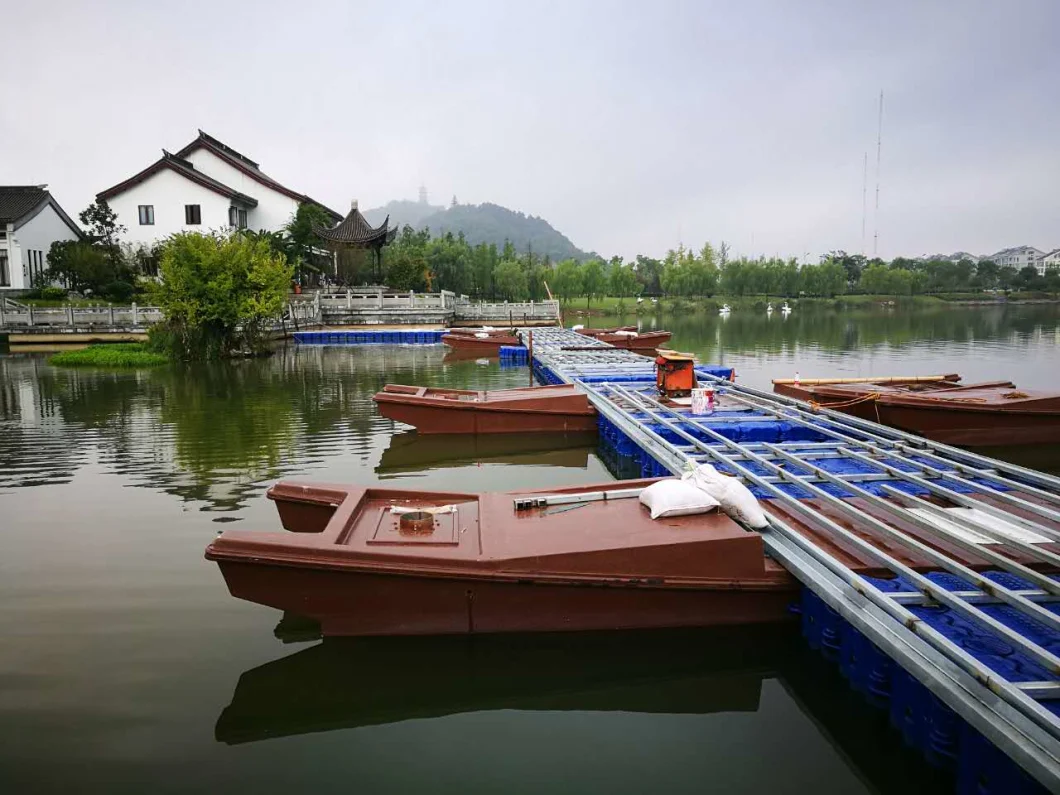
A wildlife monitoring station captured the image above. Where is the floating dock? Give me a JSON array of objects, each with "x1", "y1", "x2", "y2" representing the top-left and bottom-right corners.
[{"x1": 525, "y1": 327, "x2": 1060, "y2": 793}]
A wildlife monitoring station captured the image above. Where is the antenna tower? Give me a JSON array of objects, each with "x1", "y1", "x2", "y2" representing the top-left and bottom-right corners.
[
  {"x1": 861, "y1": 152, "x2": 868, "y2": 256},
  {"x1": 873, "y1": 91, "x2": 883, "y2": 258}
]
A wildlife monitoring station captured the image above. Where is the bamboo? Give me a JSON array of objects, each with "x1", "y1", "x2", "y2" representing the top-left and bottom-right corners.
[{"x1": 772, "y1": 374, "x2": 960, "y2": 386}]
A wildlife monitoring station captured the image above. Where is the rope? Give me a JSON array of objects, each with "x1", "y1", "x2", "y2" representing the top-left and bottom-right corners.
[{"x1": 808, "y1": 391, "x2": 882, "y2": 412}]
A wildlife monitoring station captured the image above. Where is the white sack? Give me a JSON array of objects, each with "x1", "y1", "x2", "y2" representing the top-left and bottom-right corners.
[
  {"x1": 682, "y1": 463, "x2": 769, "y2": 529},
  {"x1": 639, "y1": 479, "x2": 720, "y2": 520}
]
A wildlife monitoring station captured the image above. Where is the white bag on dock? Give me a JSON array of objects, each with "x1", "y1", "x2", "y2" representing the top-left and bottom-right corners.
[
  {"x1": 682, "y1": 463, "x2": 769, "y2": 529},
  {"x1": 639, "y1": 479, "x2": 720, "y2": 520}
]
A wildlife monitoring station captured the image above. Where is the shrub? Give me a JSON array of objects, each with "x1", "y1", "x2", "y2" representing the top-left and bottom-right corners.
[
  {"x1": 152, "y1": 232, "x2": 292, "y2": 360},
  {"x1": 102, "y1": 280, "x2": 135, "y2": 302},
  {"x1": 40, "y1": 286, "x2": 67, "y2": 300}
]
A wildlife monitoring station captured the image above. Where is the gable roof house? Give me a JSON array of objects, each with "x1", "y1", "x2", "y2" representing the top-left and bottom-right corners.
[
  {"x1": 96, "y1": 130, "x2": 341, "y2": 247},
  {"x1": 0, "y1": 186, "x2": 82, "y2": 291}
]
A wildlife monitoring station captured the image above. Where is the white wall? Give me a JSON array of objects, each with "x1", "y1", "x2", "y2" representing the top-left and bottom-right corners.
[
  {"x1": 183, "y1": 148, "x2": 301, "y2": 232},
  {"x1": 1, "y1": 204, "x2": 80, "y2": 289},
  {"x1": 107, "y1": 168, "x2": 234, "y2": 246}
]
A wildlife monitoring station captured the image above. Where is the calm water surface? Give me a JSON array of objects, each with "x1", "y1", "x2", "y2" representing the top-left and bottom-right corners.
[{"x1": 1, "y1": 304, "x2": 1058, "y2": 793}]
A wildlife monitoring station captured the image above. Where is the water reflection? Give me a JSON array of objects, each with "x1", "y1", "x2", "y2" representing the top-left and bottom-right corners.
[
  {"x1": 216, "y1": 626, "x2": 946, "y2": 793},
  {"x1": 377, "y1": 429, "x2": 596, "y2": 474}
]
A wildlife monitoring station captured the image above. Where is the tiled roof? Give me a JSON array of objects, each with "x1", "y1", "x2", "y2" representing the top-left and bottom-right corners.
[
  {"x1": 317, "y1": 207, "x2": 392, "y2": 245},
  {"x1": 0, "y1": 186, "x2": 49, "y2": 223},
  {"x1": 175, "y1": 130, "x2": 342, "y2": 221},
  {"x1": 0, "y1": 185, "x2": 82, "y2": 235},
  {"x1": 97, "y1": 151, "x2": 258, "y2": 207}
]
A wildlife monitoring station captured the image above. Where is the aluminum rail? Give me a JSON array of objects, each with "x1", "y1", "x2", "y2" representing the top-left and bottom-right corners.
[
  {"x1": 599, "y1": 382, "x2": 1060, "y2": 747},
  {"x1": 609, "y1": 383, "x2": 1060, "y2": 653},
  {"x1": 697, "y1": 373, "x2": 1060, "y2": 492},
  {"x1": 704, "y1": 382, "x2": 1060, "y2": 509}
]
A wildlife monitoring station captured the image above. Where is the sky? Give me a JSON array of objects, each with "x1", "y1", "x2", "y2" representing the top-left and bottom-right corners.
[{"x1": 2, "y1": 0, "x2": 1057, "y2": 261}]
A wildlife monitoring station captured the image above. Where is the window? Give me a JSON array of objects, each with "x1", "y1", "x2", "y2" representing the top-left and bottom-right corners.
[
  {"x1": 238, "y1": 208, "x2": 248, "y2": 229},
  {"x1": 138, "y1": 205, "x2": 155, "y2": 225},
  {"x1": 1, "y1": 250, "x2": 9, "y2": 286},
  {"x1": 185, "y1": 204, "x2": 201, "y2": 225},
  {"x1": 229, "y1": 207, "x2": 238, "y2": 228}
]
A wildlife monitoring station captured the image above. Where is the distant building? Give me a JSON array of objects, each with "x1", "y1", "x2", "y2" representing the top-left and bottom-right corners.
[
  {"x1": 0, "y1": 186, "x2": 82, "y2": 291},
  {"x1": 1040, "y1": 249, "x2": 1060, "y2": 274},
  {"x1": 96, "y1": 130, "x2": 341, "y2": 247},
  {"x1": 989, "y1": 246, "x2": 1045, "y2": 273}
]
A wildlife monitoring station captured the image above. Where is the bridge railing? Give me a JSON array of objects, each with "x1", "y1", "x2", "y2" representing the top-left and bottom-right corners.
[
  {"x1": 454, "y1": 299, "x2": 560, "y2": 321},
  {"x1": 0, "y1": 303, "x2": 164, "y2": 328}
]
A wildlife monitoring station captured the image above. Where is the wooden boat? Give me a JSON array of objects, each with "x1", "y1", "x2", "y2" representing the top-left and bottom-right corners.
[
  {"x1": 577, "y1": 327, "x2": 672, "y2": 351},
  {"x1": 206, "y1": 479, "x2": 798, "y2": 636},
  {"x1": 205, "y1": 476, "x2": 1060, "y2": 638},
  {"x1": 772, "y1": 375, "x2": 1060, "y2": 446},
  {"x1": 441, "y1": 329, "x2": 521, "y2": 351},
  {"x1": 373, "y1": 383, "x2": 597, "y2": 434}
]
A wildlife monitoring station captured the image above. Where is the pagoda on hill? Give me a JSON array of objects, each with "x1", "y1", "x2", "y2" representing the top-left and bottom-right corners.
[{"x1": 316, "y1": 200, "x2": 395, "y2": 284}]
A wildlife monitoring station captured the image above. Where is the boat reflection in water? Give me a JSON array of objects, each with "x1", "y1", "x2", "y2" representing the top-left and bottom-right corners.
[
  {"x1": 376, "y1": 429, "x2": 596, "y2": 474},
  {"x1": 215, "y1": 625, "x2": 788, "y2": 744},
  {"x1": 216, "y1": 624, "x2": 948, "y2": 793}
]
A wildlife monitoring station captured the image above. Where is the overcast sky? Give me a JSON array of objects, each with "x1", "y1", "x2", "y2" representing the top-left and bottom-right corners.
[{"x1": 2, "y1": 0, "x2": 1056, "y2": 261}]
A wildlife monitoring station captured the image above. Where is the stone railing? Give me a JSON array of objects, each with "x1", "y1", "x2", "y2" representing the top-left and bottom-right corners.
[
  {"x1": 0, "y1": 302, "x2": 164, "y2": 329},
  {"x1": 454, "y1": 299, "x2": 560, "y2": 322}
]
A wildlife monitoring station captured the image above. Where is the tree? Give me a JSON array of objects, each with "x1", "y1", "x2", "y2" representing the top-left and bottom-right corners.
[
  {"x1": 493, "y1": 259, "x2": 528, "y2": 300},
  {"x1": 47, "y1": 239, "x2": 135, "y2": 298},
  {"x1": 609, "y1": 263, "x2": 640, "y2": 297},
  {"x1": 552, "y1": 259, "x2": 583, "y2": 303},
  {"x1": 283, "y1": 203, "x2": 333, "y2": 282},
  {"x1": 151, "y1": 231, "x2": 293, "y2": 359},
  {"x1": 79, "y1": 200, "x2": 125, "y2": 249},
  {"x1": 579, "y1": 259, "x2": 606, "y2": 308},
  {"x1": 633, "y1": 255, "x2": 663, "y2": 294},
  {"x1": 975, "y1": 259, "x2": 1000, "y2": 290}
]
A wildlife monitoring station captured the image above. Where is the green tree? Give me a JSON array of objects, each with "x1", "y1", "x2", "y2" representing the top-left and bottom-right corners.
[
  {"x1": 79, "y1": 200, "x2": 125, "y2": 249},
  {"x1": 552, "y1": 259, "x2": 583, "y2": 303},
  {"x1": 493, "y1": 259, "x2": 528, "y2": 300},
  {"x1": 283, "y1": 203, "x2": 334, "y2": 283},
  {"x1": 579, "y1": 259, "x2": 606, "y2": 308},
  {"x1": 151, "y1": 231, "x2": 293, "y2": 359},
  {"x1": 609, "y1": 263, "x2": 640, "y2": 297},
  {"x1": 47, "y1": 239, "x2": 135, "y2": 298}
]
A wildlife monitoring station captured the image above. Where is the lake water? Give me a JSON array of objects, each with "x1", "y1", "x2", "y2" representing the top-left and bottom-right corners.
[{"x1": 1, "y1": 303, "x2": 1057, "y2": 793}]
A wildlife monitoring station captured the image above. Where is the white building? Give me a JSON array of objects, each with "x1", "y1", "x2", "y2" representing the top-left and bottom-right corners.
[
  {"x1": 96, "y1": 130, "x2": 341, "y2": 247},
  {"x1": 0, "y1": 186, "x2": 83, "y2": 292},
  {"x1": 989, "y1": 246, "x2": 1045, "y2": 273},
  {"x1": 1040, "y1": 249, "x2": 1060, "y2": 274}
]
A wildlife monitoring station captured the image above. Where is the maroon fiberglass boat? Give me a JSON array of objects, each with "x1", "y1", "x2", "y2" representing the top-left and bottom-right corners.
[
  {"x1": 773, "y1": 375, "x2": 1060, "y2": 447},
  {"x1": 441, "y1": 328, "x2": 521, "y2": 352},
  {"x1": 577, "y1": 327, "x2": 673, "y2": 351},
  {"x1": 373, "y1": 383, "x2": 597, "y2": 434},
  {"x1": 206, "y1": 479, "x2": 797, "y2": 636}
]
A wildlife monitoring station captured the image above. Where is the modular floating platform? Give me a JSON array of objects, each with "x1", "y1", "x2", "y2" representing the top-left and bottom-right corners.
[{"x1": 524, "y1": 326, "x2": 1060, "y2": 794}]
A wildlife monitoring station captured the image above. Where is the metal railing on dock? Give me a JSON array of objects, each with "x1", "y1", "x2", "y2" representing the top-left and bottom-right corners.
[{"x1": 526, "y1": 326, "x2": 1060, "y2": 790}]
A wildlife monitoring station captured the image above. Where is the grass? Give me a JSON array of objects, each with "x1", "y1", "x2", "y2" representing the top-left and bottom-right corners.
[{"x1": 49, "y1": 343, "x2": 169, "y2": 368}]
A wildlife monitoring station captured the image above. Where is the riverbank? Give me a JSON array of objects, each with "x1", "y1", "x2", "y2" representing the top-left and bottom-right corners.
[{"x1": 561, "y1": 293, "x2": 1060, "y2": 316}]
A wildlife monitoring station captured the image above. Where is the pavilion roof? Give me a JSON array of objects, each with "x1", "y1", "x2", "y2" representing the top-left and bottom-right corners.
[{"x1": 317, "y1": 206, "x2": 393, "y2": 246}]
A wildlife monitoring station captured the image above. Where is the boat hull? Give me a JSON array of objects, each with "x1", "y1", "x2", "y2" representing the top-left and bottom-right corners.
[
  {"x1": 373, "y1": 384, "x2": 597, "y2": 434},
  {"x1": 441, "y1": 333, "x2": 520, "y2": 351},
  {"x1": 214, "y1": 560, "x2": 796, "y2": 636},
  {"x1": 773, "y1": 382, "x2": 1060, "y2": 446}
]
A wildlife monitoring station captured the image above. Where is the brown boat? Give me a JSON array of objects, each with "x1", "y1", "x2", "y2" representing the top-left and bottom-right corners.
[
  {"x1": 773, "y1": 375, "x2": 1060, "y2": 446},
  {"x1": 206, "y1": 478, "x2": 797, "y2": 636},
  {"x1": 441, "y1": 329, "x2": 521, "y2": 351},
  {"x1": 577, "y1": 326, "x2": 673, "y2": 351},
  {"x1": 205, "y1": 476, "x2": 1060, "y2": 637},
  {"x1": 373, "y1": 383, "x2": 597, "y2": 434}
]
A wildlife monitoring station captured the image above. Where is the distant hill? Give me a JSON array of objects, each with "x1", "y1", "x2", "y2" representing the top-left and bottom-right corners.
[
  {"x1": 363, "y1": 199, "x2": 445, "y2": 229},
  {"x1": 364, "y1": 200, "x2": 592, "y2": 262}
]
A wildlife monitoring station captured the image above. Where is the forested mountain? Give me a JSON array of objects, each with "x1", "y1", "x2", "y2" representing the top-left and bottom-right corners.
[{"x1": 363, "y1": 200, "x2": 592, "y2": 262}]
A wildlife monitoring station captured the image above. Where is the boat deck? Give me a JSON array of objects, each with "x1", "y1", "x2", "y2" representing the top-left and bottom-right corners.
[{"x1": 524, "y1": 326, "x2": 1060, "y2": 790}]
